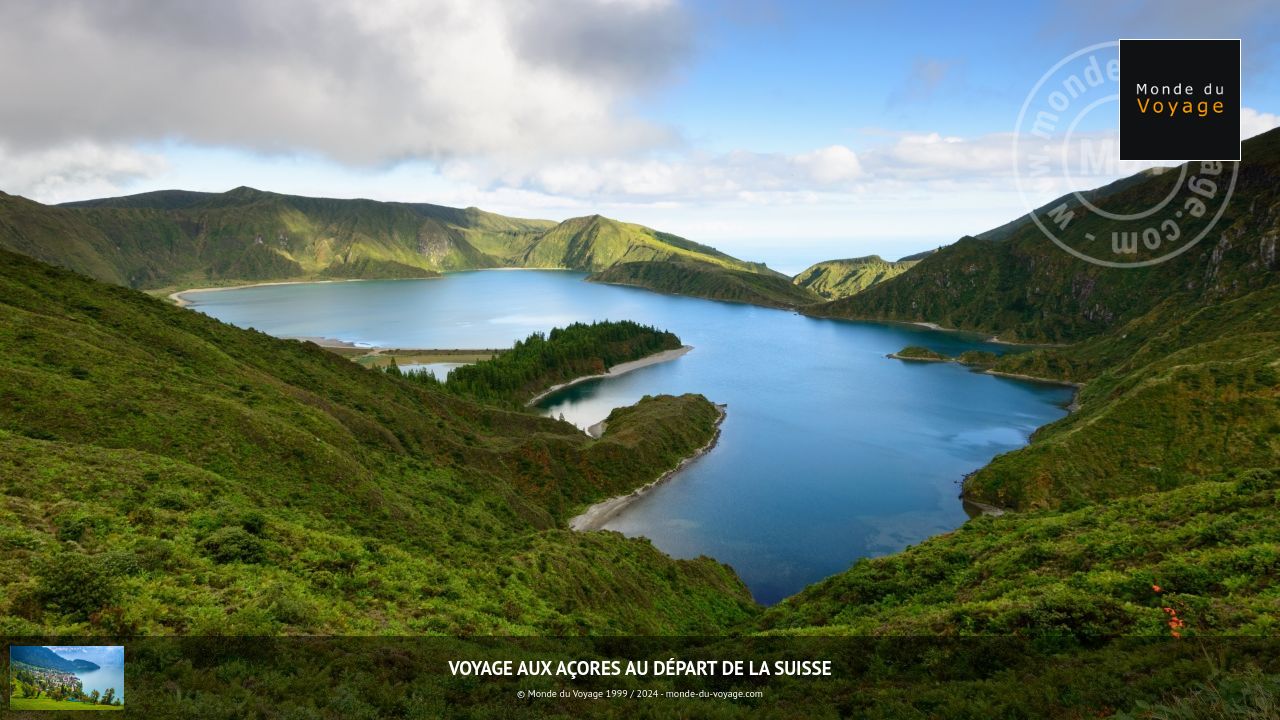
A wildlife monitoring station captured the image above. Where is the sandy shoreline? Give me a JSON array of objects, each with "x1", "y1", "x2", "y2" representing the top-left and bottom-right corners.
[
  {"x1": 168, "y1": 278, "x2": 370, "y2": 308},
  {"x1": 167, "y1": 275, "x2": 447, "y2": 308},
  {"x1": 569, "y1": 404, "x2": 726, "y2": 532},
  {"x1": 526, "y1": 345, "x2": 693, "y2": 406}
]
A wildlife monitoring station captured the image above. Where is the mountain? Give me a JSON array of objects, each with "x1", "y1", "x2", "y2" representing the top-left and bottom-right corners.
[
  {"x1": 589, "y1": 260, "x2": 820, "y2": 308},
  {"x1": 791, "y1": 255, "x2": 917, "y2": 300},
  {"x1": 792, "y1": 128, "x2": 1280, "y2": 510},
  {"x1": 963, "y1": 281, "x2": 1279, "y2": 510},
  {"x1": 515, "y1": 214, "x2": 764, "y2": 273},
  {"x1": 765, "y1": 131, "x2": 1280, "y2": 603},
  {"x1": 751, "y1": 134, "x2": 1280, "y2": 714},
  {"x1": 805, "y1": 128, "x2": 1280, "y2": 344},
  {"x1": 0, "y1": 247, "x2": 754, "y2": 634},
  {"x1": 897, "y1": 247, "x2": 940, "y2": 262},
  {"x1": 0, "y1": 187, "x2": 769, "y2": 292},
  {"x1": 10, "y1": 646, "x2": 99, "y2": 672}
]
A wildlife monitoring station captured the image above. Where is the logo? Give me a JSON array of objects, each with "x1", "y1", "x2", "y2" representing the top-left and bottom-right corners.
[
  {"x1": 1013, "y1": 41, "x2": 1238, "y2": 268},
  {"x1": 1120, "y1": 39, "x2": 1241, "y2": 161}
]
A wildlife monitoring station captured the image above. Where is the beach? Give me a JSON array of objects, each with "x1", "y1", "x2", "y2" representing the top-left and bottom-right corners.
[
  {"x1": 526, "y1": 345, "x2": 694, "y2": 406},
  {"x1": 167, "y1": 279, "x2": 368, "y2": 308},
  {"x1": 166, "y1": 275, "x2": 446, "y2": 308},
  {"x1": 569, "y1": 404, "x2": 726, "y2": 532}
]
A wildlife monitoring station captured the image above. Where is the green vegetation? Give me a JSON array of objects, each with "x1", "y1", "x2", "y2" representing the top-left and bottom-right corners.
[
  {"x1": 806, "y1": 130, "x2": 1280, "y2": 344},
  {"x1": 0, "y1": 247, "x2": 754, "y2": 635},
  {"x1": 590, "y1": 260, "x2": 819, "y2": 308},
  {"x1": 413, "y1": 320, "x2": 681, "y2": 406},
  {"x1": 0, "y1": 187, "x2": 776, "y2": 294},
  {"x1": 792, "y1": 255, "x2": 917, "y2": 300},
  {"x1": 966, "y1": 284, "x2": 1279, "y2": 510},
  {"x1": 762, "y1": 467, "x2": 1280, "y2": 636},
  {"x1": 0, "y1": 126, "x2": 1276, "y2": 718},
  {"x1": 10, "y1": 662, "x2": 122, "y2": 710},
  {"x1": 516, "y1": 214, "x2": 765, "y2": 273},
  {"x1": 11, "y1": 696, "x2": 122, "y2": 711},
  {"x1": 955, "y1": 349, "x2": 999, "y2": 368},
  {"x1": 736, "y1": 130, "x2": 1280, "y2": 713},
  {"x1": 348, "y1": 348, "x2": 499, "y2": 369},
  {"x1": 889, "y1": 345, "x2": 950, "y2": 362}
]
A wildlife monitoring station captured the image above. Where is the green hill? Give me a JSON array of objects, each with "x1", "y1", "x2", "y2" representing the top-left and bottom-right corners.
[
  {"x1": 792, "y1": 255, "x2": 917, "y2": 300},
  {"x1": 0, "y1": 247, "x2": 755, "y2": 635},
  {"x1": 796, "y1": 129, "x2": 1280, "y2": 511},
  {"x1": 516, "y1": 214, "x2": 763, "y2": 273},
  {"x1": 741, "y1": 136, "x2": 1280, "y2": 715},
  {"x1": 0, "y1": 188, "x2": 775, "y2": 293},
  {"x1": 965, "y1": 283, "x2": 1279, "y2": 510},
  {"x1": 1, "y1": 132, "x2": 1277, "y2": 719},
  {"x1": 589, "y1": 260, "x2": 819, "y2": 308},
  {"x1": 761, "y1": 466, "x2": 1280, "y2": 636},
  {"x1": 763, "y1": 132, "x2": 1280, "y2": 624},
  {"x1": 805, "y1": 129, "x2": 1280, "y2": 344}
]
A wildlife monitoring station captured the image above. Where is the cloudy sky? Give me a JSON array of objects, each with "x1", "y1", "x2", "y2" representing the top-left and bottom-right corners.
[{"x1": 1, "y1": 0, "x2": 1278, "y2": 272}]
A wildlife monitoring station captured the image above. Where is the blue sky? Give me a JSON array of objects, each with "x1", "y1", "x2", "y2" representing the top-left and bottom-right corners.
[
  {"x1": 1, "y1": 0, "x2": 1277, "y2": 273},
  {"x1": 47, "y1": 645, "x2": 125, "y2": 667}
]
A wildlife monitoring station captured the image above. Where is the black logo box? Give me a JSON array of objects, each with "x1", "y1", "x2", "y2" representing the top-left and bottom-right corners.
[{"x1": 1120, "y1": 39, "x2": 1241, "y2": 161}]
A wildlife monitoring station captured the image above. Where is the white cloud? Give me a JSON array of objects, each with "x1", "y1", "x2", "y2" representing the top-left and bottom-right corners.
[
  {"x1": 1242, "y1": 108, "x2": 1280, "y2": 139},
  {"x1": 792, "y1": 146, "x2": 863, "y2": 183},
  {"x1": 443, "y1": 144, "x2": 866, "y2": 202},
  {"x1": 0, "y1": 0, "x2": 689, "y2": 166},
  {"x1": 0, "y1": 142, "x2": 168, "y2": 204}
]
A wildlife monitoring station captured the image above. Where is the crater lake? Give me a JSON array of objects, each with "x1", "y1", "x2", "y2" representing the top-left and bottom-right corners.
[{"x1": 181, "y1": 271, "x2": 1073, "y2": 604}]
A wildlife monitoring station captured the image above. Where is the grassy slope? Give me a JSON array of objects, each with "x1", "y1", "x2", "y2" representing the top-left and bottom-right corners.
[
  {"x1": 11, "y1": 697, "x2": 122, "y2": 711},
  {"x1": 792, "y1": 255, "x2": 917, "y2": 300},
  {"x1": 967, "y1": 286, "x2": 1280, "y2": 510},
  {"x1": 787, "y1": 129, "x2": 1280, "y2": 511},
  {"x1": 762, "y1": 134, "x2": 1280, "y2": 678},
  {"x1": 805, "y1": 129, "x2": 1280, "y2": 344},
  {"x1": 761, "y1": 468, "x2": 1280, "y2": 636},
  {"x1": 0, "y1": 247, "x2": 754, "y2": 635},
  {"x1": 589, "y1": 260, "x2": 819, "y2": 308},
  {"x1": 520, "y1": 214, "x2": 764, "y2": 273},
  {"x1": 0, "y1": 188, "x2": 781, "y2": 295}
]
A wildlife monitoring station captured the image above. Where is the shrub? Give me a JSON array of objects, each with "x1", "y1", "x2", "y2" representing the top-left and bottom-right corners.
[
  {"x1": 55, "y1": 511, "x2": 111, "y2": 544},
  {"x1": 200, "y1": 526, "x2": 266, "y2": 564},
  {"x1": 132, "y1": 538, "x2": 175, "y2": 571},
  {"x1": 35, "y1": 552, "x2": 118, "y2": 619}
]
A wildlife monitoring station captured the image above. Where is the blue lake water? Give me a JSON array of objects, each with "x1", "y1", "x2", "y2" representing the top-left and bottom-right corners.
[
  {"x1": 49, "y1": 646, "x2": 125, "y2": 704},
  {"x1": 75, "y1": 666, "x2": 124, "y2": 703},
  {"x1": 183, "y1": 271, "x2": 1072, "y2": 604}
]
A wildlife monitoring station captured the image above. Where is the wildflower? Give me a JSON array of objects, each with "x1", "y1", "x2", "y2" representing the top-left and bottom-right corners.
[{"x1": 1152, "y1": 584, "x2": 1162, "y2": 593}]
